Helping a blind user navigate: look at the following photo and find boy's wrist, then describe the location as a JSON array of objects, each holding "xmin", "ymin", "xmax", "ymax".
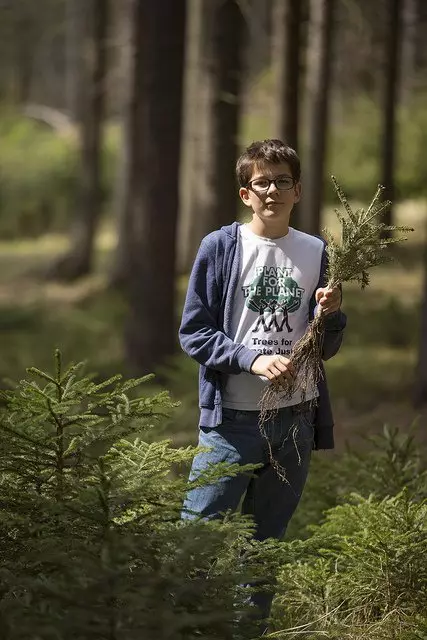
[{"xmin": 249, "ymin": 353, "xmax": 261, "ymax": 374}]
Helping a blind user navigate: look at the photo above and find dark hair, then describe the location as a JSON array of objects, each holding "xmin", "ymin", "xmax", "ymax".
[{"xmin": 236, "ymin": 139, "xmax": 301, "ymax": 187}]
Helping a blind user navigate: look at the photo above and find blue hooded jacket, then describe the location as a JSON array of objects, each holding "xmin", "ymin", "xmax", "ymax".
[{"xmin": 179, "ymin": 222, "xmax": 346, "ymax": 449}]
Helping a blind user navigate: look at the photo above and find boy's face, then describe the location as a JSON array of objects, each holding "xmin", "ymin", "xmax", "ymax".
[{"xmin": 239, "ymin": 161, "xmax": 301, "ymax": 225}]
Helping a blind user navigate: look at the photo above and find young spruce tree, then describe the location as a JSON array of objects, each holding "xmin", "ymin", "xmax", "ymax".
[{"xmin": 0, "ymin": 351, "xmax": 283, "ymax": 640}]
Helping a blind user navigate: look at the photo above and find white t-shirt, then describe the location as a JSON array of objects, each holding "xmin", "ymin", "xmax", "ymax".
[{"xmin": 222, "ymin": 224, "xmax": 324, "ymax": 410}]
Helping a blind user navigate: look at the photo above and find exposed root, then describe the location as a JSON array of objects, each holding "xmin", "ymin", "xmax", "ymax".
[
  {"xmin": 257, "ymin": 313, "xmax": 325, "ymax": 480},
  {"xmin": 257, "ymin": 415, "xmax": 290, "ymax": 485},
  {"xmin": 259, "ymin": 312, "xmax": 325, "ymax": 426}
]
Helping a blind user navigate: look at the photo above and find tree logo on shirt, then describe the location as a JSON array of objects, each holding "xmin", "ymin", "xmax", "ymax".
[{"xmin": 241, "ymin": 266, "xmax": 305, "ymax": 333}]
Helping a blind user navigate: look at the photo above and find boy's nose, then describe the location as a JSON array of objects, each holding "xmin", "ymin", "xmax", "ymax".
[{"xmin": 267, "ymin": 181, "xmax": 278, "ymax": 194}]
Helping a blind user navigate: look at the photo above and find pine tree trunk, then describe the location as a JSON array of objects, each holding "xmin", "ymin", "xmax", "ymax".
[
  {"xmin": 108, "ymin": 0, "xmax": 134, "ymax": 287},
  {"xmin": 207, "ymin": 0, "xmax": 245, "ymax": 230},
  {"xmin": 124, "ymin": 0, "xmax": 186, "ymax": 374},
  {"xmin": 300, "ymin": 0, "xmax": 335, "ymax": 236},
  {"xmin": 177, "ymin": 0, "xmax": 245, "ymax": 273},
  {"xmin": 381, "ymin": 0, "xmax": 403, "ymax": 233},
  {"xmin": 400, "ymin": 0, "xmax": 417, "ymax": 103},
  {"xmin": 15, "ymin": 12, "xmax": 33, "ymax": 104},
  {"xmin": 273, "ymin": 0, "xmax": 302, "ymax": 150},
  {"xmin": 272, "ymin": 0, "xmax": 303, "ymax": 228},
  {"xmin": 176, "ymin": 0, "xmax": 212, "ymax": 274},
  {"xmin": 414, "ymin": 218, "xmax": 427, "ymax": 406},
  {"xmin": 47, "ymin": 0, "xmax": 108, "ymax": 280},
  {"xmin": 65, "ymin": 0, "xmax": 84, "ymax": 122}
]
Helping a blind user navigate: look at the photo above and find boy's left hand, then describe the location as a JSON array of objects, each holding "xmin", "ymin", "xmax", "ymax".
[{"xmin": 315, "ymin": 286, "xmax": 341, "ymax": 315}]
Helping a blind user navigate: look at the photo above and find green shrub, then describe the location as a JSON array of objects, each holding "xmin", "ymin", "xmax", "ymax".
[
  {"xmin": 0, "ymin": 351, "xmax": 282, "ymax": 639},
  {"xmin": 2, "ymin": 352, "xmax": 425, "ymax": 638},
  {"xmin": 286, "ymin": 423, "xmax": 427, "ymax": 541},
  {"xmin": 271, "ymin": 492, "xmax": 427, "ymax": 639}
]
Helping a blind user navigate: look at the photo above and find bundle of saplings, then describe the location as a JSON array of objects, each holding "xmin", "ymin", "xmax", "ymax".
[{"xmin": 259, "ymin": 179, "xmax": 413, "ymax": 424}]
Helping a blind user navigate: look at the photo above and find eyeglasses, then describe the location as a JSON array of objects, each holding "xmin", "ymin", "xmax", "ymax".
[{"xmin": 247, "ymin": 176, "xmax": 295, "ymax": 193}]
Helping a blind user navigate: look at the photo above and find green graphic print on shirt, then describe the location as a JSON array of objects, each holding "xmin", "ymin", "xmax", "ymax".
[{"xmin": 241, "ymin": 266, "xmax": 305, "ymax": 333}]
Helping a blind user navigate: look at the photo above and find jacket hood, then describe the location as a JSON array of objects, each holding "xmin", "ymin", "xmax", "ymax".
[{"xmin": 220, "ymin": 221, "xmax": 241, "ymax": 239}]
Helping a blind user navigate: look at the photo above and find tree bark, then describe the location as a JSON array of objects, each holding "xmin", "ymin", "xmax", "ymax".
[
  {"xmin": 14, "ymin": 11, "xmax": 33, "ymax": 104},
  {"xmin": 300, "ymin": 0, "xmax": 335, "ymax": 236},
  {"xmin": 65, "ymin": 0, "xmax": 84, "ymax": 122},
  {"xmin": 273, "ymin": 0, "xmax": 302, "ymax": 150},
  {"xmin": 381, "ymin": 0, "xmax": 403, "ymax": 233},
  {"xmin": 124, "ymin": 0, "xmax": 186, "ymax": 374},
  {"xmin": 47, "ymin": 0, "xmax": 108, "ymax": 281},
  {"xmin": 176, "ymin": 0, "xmax": 212, "ymax": 274},
  {"xmin": 414, "ymin": 216, "xmax": 427, "ymax": 406},
  {"xmin": 272, "ymin": 0, "xmax": 303, "ymax": 229},
  {"xmin": 207, "ymin": 0, "xmax": 245, "ymax": 231},
  {"xmin": 177, "ymin": 0, "xmax": 245, "ymax": 273},
  {"xmin": 400, "ymin": 0, "xmax": 417, "ymax": 103},
  {"xmin": 108, "ymin": 0, "xmax": 134, "ymax": 287}
]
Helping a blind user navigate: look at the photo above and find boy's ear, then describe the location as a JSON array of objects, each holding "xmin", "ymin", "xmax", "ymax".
[
  {"xmin": 239, "ymin": 187, "xmax": 252, "ymax": 207},
  {"xmin": 294, "ymin": 182, "xmax": 302, "ymax": 203}
]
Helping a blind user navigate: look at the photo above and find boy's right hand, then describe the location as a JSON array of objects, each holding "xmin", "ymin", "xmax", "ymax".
[{"xmin": 250, "ymin": 355, "xmax": 295, "ymax": 387}]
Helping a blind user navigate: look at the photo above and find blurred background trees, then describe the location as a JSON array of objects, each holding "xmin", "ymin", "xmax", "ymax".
[{"xmin": 0, "ymin": 0, "xmax": 427, "ymax": 433}]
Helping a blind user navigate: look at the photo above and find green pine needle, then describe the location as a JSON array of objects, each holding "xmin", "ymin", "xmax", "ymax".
[{"xmin": 325, "ymin": 176, "xmax": 414, "ymax": 290}]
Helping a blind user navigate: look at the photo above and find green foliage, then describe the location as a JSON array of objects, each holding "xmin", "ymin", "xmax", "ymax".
[
  {"xmin": 270, "ymin": 492, "xmax": 427, "ymax": 639},
  {"xmin": 0, "ymin": 291, "xmax": 126, "ymax": 384},
  {"xmin": 325, "ymin": 178, "xmax": 413, "ymax": 289},
  {"xmin": 327, "ymin": 93, "xmax": 427, "ymax": 202},
  {"xmin": 0, "ymin": 351, "xmax": 283, "ymax": 639},
  {"xmin": 286, "ymin": 423, "xmax": 427, "ymax": 540},
  {"xmin": 244, "ymin": 91, "xmax": 427, "ymax": 202},
  {"xmin": 0, "ymin": 113, "xmax": 78, "ymax": 238},
  {"xmin": 0, "ymin": 112, "xmax": 118, "ymax": 239}
]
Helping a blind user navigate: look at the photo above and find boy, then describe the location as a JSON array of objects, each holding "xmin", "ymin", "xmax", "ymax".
[{"xmin": 179, "ymin": 139, "xmax": 346, "ymax": 622}]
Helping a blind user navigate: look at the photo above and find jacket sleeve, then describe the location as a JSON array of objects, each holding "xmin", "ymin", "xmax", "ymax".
[
  {"xmin": 179, "ymin": 239, "xmax": 259, "ymax": 374},
  {"xmin": 309, "ymin": 242, "xmax": 347, "ymax": 361}
]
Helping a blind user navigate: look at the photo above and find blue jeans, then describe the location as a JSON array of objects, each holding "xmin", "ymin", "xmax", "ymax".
[{"xmin": 182, "ymin": 404, "xmax": 314, "ymax": 625}]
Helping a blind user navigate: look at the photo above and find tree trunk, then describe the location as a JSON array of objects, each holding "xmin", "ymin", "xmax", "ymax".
[
  {"xmin": 414, "ymin": 217, "xmax": 427, "ymax": 406},
  {"xmin": 300, "ymin": 0, "xmax": 335, "ymax": 236},
  {"xmin": 177, "ymin": 0, "xmax": 245, "ymax": 273},
  {"xmin": 124, "ymin": 0, "xmax": 186, "ymax": 374},
  {"xmin": 381, "ymin": 0, "xmax": 403, "ymax": 238},
  {"xmin": 108, "ymin": 0, "xmax": 134, "ymax": 287},
  {"xmin": 65, "ymin": 0, "xmax": 84, "ymax": 122},
  {"xmin": 47, "ymin": 0, "xmax": 108, "ymax": 280},
  {"xmin": 272, "ymin": 0, "xmax": 303, "ymax": 228},
  {"xmin": 400, "ymin": 0, "xmax": 417, "ymax": 103},
  {"xmin": 15, "ymin": 13, "xmax": 33, "ymax": 104},
  {"xmin": 273, "ymin": 0, "xmax": 302, "ymax": 150},
  {"xmin": 207, "ymin": 0, "xmax": 245, "ymax": 231},
  {"xmin": 176, "ymin": 0, "xmax": 212, "ymax": 275}
]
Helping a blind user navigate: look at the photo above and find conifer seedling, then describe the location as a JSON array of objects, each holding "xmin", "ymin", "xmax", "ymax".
[{"xmin": 258, "ymin": 177, "xmax": 414, "ymax": 463}]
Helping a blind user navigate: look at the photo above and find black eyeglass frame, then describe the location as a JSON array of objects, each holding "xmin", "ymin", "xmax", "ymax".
[{"xmin": 246, "ymin": 176, "xmax": 296, "ymax": 192}]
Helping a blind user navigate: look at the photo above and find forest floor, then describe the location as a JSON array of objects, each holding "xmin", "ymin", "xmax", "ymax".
[{"xmin": 0, "ymin": 199, "xmax": 426, "ymax": 452}]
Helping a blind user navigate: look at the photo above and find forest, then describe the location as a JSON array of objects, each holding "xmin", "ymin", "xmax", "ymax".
[{"xmin": 0, "ymin": 0, "xmax": 426, "ymax": 638}]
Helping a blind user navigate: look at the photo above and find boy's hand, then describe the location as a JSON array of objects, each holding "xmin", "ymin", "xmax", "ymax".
[
  {"xmin": 315, "ymin": 286, "xmax": 341, "ymax": 315},
  {"xmin": 250, "ymin": 355, "xmax": 295, "ymax": 387}
]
